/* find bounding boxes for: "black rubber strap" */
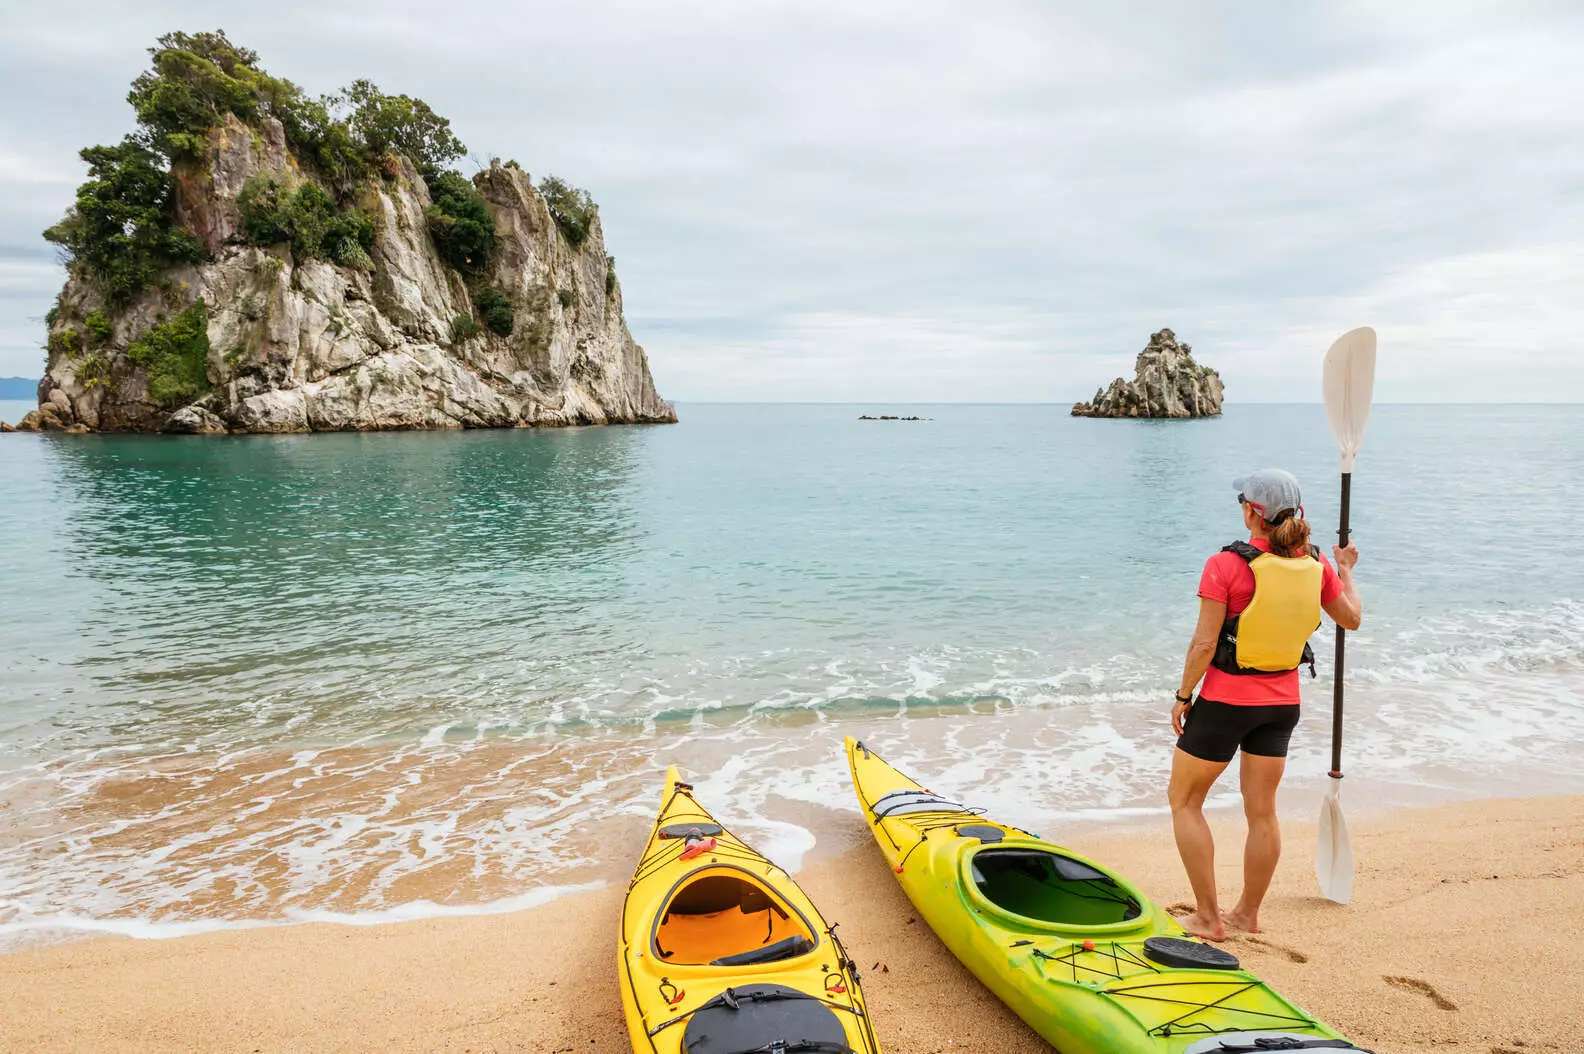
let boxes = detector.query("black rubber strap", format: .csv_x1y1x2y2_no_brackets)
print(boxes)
1210,1041,1361,1053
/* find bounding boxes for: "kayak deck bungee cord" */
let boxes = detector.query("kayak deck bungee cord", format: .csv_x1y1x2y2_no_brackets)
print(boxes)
844,737,1371,1054
619,766,881,1054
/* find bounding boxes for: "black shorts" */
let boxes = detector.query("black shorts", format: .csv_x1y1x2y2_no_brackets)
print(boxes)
1176,697,1300,763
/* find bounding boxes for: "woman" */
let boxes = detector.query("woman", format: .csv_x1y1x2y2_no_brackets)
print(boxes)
1168,468,1361,941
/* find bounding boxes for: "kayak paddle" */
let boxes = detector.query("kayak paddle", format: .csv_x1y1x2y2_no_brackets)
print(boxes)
1317,326,1376,905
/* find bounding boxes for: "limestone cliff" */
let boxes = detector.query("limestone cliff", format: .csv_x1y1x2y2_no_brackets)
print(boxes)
1070,329,1223,419
21,115,674,434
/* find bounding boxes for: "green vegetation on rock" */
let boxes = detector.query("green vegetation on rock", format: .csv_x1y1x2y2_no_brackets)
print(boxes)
127,31,465,185
47,327,82,357
340,78,465,176
128,31,303,161
538,175,596,247
42,141,204,304
125,300,210,406
449,314,483,343
85,310,114,344
474,289,514,336
425,171,494,274
605,256,617,297
237,171,375,269
77,353,111,389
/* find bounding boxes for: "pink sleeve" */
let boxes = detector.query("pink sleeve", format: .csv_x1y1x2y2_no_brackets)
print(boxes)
1198,553,1233,603
1318,551,1344,605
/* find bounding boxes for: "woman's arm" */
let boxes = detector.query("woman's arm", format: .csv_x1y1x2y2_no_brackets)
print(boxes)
1173,598,1226,735
1322,542,1362,631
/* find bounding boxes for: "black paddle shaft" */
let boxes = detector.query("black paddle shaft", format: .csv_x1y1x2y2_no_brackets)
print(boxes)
1330,472,1352,778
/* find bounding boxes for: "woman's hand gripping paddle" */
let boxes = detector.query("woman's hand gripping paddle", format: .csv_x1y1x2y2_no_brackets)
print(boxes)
1318,327,1376,904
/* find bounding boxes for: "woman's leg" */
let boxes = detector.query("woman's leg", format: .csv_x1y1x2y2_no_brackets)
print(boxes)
1168,746,1231,940
1226,750,1286,933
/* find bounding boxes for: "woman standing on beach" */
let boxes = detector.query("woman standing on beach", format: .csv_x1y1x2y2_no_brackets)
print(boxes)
1168,468,1361,941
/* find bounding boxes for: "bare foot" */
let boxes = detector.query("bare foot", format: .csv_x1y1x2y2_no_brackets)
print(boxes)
1178,911,1227,941
1224,907,1261,933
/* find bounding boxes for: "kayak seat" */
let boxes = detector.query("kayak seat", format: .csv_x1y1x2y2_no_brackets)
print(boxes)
971,848,1142,926
682,983,847,1054
656,870,815,965
710,934,815,967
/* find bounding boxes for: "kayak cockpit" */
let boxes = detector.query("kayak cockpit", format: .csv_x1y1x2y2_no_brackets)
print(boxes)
968,846,1144,928
654,867,817,966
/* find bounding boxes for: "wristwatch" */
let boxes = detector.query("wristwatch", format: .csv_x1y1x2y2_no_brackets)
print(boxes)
1174,690,1194,704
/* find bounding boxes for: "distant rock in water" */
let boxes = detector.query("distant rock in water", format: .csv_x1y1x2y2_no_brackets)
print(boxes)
19,32,673,435
1071,329,1224,419
859,414,927,421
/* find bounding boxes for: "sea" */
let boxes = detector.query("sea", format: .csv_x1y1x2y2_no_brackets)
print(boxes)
1,401,1580,947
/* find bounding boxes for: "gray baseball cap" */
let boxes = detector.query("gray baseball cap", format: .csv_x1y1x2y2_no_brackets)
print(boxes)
1233,468,1303,520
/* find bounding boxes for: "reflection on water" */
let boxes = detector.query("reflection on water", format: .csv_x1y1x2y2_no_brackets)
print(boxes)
0,405,1581,942
28,428,648,745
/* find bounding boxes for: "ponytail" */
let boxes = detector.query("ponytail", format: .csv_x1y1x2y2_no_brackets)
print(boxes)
1266,509,1312,558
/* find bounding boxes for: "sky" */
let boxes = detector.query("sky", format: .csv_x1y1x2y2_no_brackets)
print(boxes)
2,1,1581,402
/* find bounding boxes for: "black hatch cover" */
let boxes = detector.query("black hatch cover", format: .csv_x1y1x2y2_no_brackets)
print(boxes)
682,983,850,1054
955,824,1005,843
1142,936,1241,970
660,823,725,840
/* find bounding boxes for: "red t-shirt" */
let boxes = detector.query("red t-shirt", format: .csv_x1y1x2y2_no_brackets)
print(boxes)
1197,538,1344,706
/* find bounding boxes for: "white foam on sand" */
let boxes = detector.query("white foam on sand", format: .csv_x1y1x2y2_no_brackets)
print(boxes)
0,881,603,946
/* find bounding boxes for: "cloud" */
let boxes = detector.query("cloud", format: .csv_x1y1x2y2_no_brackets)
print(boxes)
0,1,1579,401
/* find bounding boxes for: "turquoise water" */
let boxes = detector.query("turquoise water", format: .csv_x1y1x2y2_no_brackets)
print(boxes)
1,404,1581,939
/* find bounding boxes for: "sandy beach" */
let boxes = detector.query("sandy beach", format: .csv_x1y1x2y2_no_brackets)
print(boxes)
1,793,1578,1053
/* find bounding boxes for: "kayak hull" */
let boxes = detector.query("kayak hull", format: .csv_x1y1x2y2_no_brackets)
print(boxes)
844,738,1369,1054
619,766,881,1054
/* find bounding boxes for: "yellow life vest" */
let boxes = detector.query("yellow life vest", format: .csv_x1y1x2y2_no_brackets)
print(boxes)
1211,541,1322,676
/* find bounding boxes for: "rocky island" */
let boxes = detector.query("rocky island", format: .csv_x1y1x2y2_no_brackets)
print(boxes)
1070,328,1223,419
14,32,673,434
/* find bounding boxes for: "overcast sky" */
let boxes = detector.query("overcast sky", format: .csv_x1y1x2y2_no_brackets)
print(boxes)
3,1,1581,401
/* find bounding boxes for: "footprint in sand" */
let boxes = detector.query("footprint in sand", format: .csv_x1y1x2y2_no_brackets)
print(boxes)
1242,936,1308,963
1384,975,1458,1011
1166,903,1194,915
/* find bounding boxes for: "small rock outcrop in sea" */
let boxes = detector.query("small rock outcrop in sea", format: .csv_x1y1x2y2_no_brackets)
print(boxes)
18,32,673,435
1070,329,1224,419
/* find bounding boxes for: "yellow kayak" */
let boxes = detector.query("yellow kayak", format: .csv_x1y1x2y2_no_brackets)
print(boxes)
619,766,882,1054
845,738,1370,1054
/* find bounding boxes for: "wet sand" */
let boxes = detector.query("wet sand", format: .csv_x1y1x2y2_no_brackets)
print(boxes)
1,794,1579,1053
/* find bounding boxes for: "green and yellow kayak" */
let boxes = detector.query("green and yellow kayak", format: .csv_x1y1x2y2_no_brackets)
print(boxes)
845,738,1370,1054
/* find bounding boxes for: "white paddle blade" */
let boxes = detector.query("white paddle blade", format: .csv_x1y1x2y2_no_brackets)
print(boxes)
1322,327,1377,473
1316,779,1354,904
